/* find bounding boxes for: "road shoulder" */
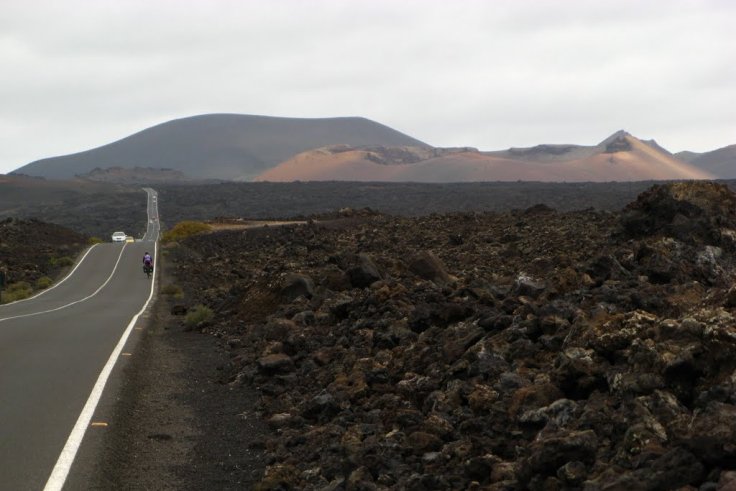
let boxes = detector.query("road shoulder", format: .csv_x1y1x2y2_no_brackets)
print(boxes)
68,267,267,490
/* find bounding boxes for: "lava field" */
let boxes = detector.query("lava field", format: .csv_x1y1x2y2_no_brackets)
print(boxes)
164,182,736,490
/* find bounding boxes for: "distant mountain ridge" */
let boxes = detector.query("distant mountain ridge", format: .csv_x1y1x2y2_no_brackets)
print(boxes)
12,114,429,181
77,166,208,184
676,144,736,178
256,131,714,182
11,114,731,182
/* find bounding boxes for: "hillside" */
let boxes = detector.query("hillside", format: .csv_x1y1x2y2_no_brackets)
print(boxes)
12,114,429,181
0,174,147,237
0,174,122,213
0,217,87,302
676,144,736,178
76,166,205,184
256,131,714,182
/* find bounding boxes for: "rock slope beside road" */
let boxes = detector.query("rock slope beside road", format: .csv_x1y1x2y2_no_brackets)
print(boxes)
0,217,87,300
164,182,736,490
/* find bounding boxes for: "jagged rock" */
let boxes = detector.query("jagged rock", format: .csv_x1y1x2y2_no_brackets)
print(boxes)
464,454,500,480
421,414,454,439
291,309,315,325
513,274,546,298
553,348,608,399
467,384,498,413
621,182,736,247
677,403,736,465
312,348,332,366
719,471,736,491
347,253,383,288
258,353,294,374
725,287,736,308
256,464,299,490
520,430,597,482
519,399,578,429
409,250,451,284
588,447,704,490
442,324,485,360
556,460,586,485
509,384,565,419
280,273,315,301
586,254,630,284
407,431,443,454
490,461,516,483
321,265,352,291
301,392,340,422
346,466,375,491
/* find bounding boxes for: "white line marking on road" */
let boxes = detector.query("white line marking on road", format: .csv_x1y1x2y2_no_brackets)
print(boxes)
0,244,99,308
43,189,160,491
0,243,127,324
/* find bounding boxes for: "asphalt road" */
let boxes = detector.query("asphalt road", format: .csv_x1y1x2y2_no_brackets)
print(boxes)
0,188,159,491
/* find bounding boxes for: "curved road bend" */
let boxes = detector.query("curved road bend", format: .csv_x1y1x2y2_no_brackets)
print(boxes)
0,188,159,490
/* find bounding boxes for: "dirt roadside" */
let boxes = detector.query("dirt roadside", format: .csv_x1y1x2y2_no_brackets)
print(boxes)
70,262,268,490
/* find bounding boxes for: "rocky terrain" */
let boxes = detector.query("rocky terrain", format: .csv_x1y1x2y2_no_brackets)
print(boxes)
0,175,148,238
2,176,673,239
163,181,736,489
77,166,207,184
157,181,666,225
0,217,88,296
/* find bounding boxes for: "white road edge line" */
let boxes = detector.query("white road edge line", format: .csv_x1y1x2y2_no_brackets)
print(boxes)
0,243,128,324
44,190,159,491
0,244,100,307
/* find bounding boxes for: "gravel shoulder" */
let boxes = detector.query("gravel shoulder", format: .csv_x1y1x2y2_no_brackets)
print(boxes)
74,263,267,490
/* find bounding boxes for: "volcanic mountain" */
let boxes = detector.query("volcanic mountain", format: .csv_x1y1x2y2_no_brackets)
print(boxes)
255,131,714,182
12,114,429,181
676,144,736,178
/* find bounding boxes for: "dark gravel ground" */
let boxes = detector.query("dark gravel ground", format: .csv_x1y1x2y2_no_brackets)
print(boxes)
79,262,268,490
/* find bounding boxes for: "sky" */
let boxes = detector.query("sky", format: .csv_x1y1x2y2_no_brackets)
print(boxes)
1,0,734,174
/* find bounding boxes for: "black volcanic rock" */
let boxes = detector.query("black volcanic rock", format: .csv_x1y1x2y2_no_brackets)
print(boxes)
408,250,451,284
621,181,736,249
280,273,315,301
346,253,383,288
163,183,736,489
604,135,633,153
0,218,87,294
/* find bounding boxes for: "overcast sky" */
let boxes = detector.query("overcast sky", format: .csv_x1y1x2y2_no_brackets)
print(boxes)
1,0,734,174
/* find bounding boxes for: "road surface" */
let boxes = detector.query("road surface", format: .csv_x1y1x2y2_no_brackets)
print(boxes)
0,188,159,490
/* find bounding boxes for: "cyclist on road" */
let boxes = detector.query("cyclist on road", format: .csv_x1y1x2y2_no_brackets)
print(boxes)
143,252,153,268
